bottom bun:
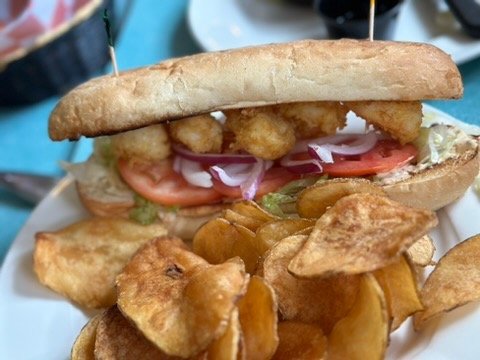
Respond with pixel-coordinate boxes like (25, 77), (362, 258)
(382, 143), (479, 211)
(76, 181), (226, 239)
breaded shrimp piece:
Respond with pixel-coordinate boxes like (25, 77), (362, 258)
(225, 108), (296, 160)
(346, 101), (422, 144)
(277, 101), (348, 139)
(111, 124), (171, 162)
(169, 114), (223, 153)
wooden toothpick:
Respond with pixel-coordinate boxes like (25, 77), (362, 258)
(369, 0), (376, 41)
(103, 9), (119, 76)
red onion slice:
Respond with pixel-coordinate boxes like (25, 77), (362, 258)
(210, 163), (251, 187)
(308, 132), (378, 161)
(240, 159), (272, 200)
(175, 156), (213, 188)
(280, 155), (323, 174)
(308, 145), (333, 163)
(172, 143), (256, 165)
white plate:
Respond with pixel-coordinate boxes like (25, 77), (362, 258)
(188, 0), (480, 64)
(0, 105), (479, 359)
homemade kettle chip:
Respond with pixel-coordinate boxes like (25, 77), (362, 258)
(296, 178), (385, 218)
(260, 235), (360, 334)
(289, 193), (438, 278)
(193, 217), (260, 274)
(373, 255), (423, 330)
(414, 234), (480, 330)
(273, 321), (327, 360)
(94, 306), (174, 360)
(238, 276), (279, 360)
(116, 236), (249, 358)
(71, 313), (102, 360)
(407, 235), (436, 267)
(328, 274), (389, 360)
(33, 217), (168, 308)
(255, 218), (315, 255)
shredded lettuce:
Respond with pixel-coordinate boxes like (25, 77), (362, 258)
(413, 125), (470, 167)
(129, 195), (159, 225)
(93, 137), (116, 167)
(261, 177), (327, 217)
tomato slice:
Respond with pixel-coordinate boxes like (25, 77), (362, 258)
(321, 140), (418, 177)
(117, 159), (223, 207)
(212, 167), (298, 199)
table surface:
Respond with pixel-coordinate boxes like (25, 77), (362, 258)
(0, 0), (479, 264)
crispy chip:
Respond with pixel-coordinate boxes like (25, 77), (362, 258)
(255, 218), (315, 255)
(328, 274), (389, 360)
(223, 209), (267, 233)
(273, 321), (327, 360)
(414, 234), (480, 330)
(238, 276), (279, 359)
(230, 201), (278, 228)
(71, 314), (101, 360)
(193, 218), (260, 274)
(373, 255), (423, 330)
(407, 235), (436, 267)
(260, 235), (360, 334)
(34, 217), (168, 308)
(289, 193), (438, 278)
(196, 308), (242, 360)
(116, 236), (249, 358)
(296, 178), (385, 218)
(95, 306), (174, 360)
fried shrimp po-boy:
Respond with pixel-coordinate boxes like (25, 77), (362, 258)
(49, 40), (479, 238)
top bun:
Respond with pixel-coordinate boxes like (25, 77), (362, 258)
(49, 39), (462, 141)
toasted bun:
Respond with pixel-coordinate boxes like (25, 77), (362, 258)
(77, 181), (225, 239)
(49, 39), (462, 141)
(383, 141), (479, 210)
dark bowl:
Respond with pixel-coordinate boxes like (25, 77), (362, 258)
(314, 0), (403, 40)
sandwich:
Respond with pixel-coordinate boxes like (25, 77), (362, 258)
(49, 39), (479, 238)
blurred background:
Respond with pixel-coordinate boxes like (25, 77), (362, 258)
(0, 0), (479, 263)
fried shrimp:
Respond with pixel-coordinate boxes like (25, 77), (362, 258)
(225, 108), (296, 160)
(346, 101), (422, 144)
(277, 101), (348, 139)
(111, 124), (171, 162)
(169, 114), (223, 153)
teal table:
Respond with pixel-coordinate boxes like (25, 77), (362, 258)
(0, 0), (479, 264)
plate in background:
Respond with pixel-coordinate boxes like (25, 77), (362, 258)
(188, 0), (480, 64)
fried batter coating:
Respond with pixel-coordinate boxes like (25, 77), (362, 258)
(169, 114), (223, 153)
(277, 101), (348, 139)
(111, 124), (171, 162)
(225, 108), (296, 160)
(346, 101), (422, 144)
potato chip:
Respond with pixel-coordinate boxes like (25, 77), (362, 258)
(231, 201), (278, 227)
(255, 218), (315, 255)
(94, 306), (175, 360)
(289, 193), (438, 278)
(373, 255), (423, 330)
(223, 209), (266, 233)
(328, 274), (389, 360)
(34, 217), (168, 308)
(407, 235), (436, 267)
(414, 234), (480, 330)
(296, 178), (385, 218)
(193, 218), (260, 274)
(238, 276), (279, 359)
(71, 314), (101, 360)
(260, 235), (360, 334)
(273, 321), (327, 360)
(116, 236), (249, 358)
(196, 308), (242, 360)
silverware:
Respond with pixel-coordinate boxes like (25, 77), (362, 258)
(0, 172), (60, 205)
